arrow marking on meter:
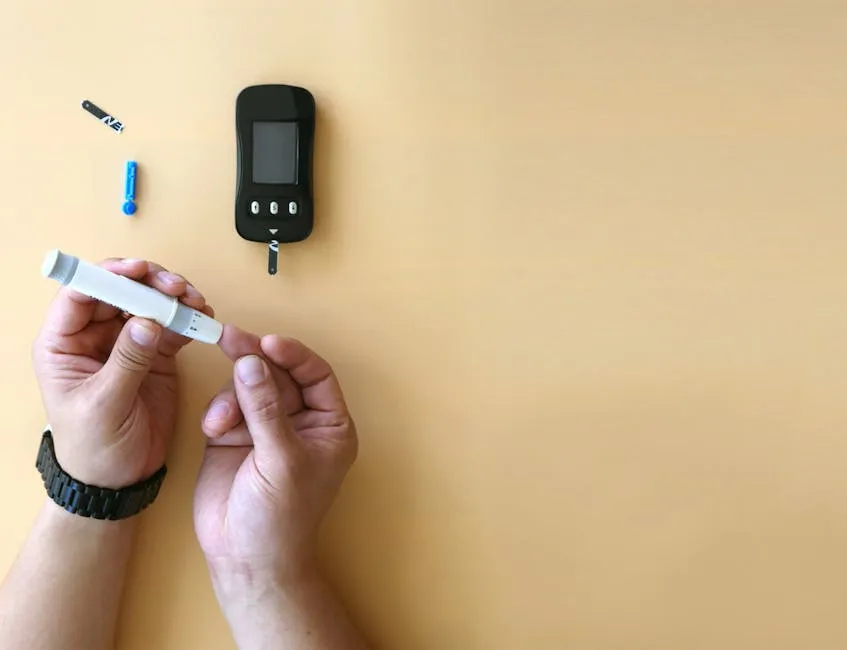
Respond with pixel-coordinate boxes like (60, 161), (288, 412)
(269, 229), (278, 235)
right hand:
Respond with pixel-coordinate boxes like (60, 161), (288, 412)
(193, 327), (358, 585)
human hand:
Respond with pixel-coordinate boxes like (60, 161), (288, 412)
(33, 258), (212, 488)
(194, 327), (358, 584)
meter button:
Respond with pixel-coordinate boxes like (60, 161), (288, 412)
(250, 201), (260, 215)
(270, 201), (279, 215)
(288, 201), (298, 215)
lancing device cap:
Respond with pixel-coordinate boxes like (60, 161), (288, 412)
(41, 249), (78, 285)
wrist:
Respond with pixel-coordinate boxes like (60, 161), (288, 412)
(209, 562), (339, 649)
(49, 426), (156, 488)
(207, 553), (321, 602)
(37, 429), (167, 520)
(208, 559), (369, 650)
(208, 553), (326, 628)
(40, 497), (139, 542)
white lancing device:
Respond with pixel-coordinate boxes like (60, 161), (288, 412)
(41, 250), (223, 344)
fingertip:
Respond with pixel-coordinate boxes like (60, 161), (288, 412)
(186, 284), (206, 302)
(219, 325), (262, 360)
(232, 355), (292, 451)
(235, 355), (269, 386)
(260, 335), (311, 369)
(178, 285), (206, 311)
(202, 400), (239, 438)
(127, 317), (162, 348)
(201, 380), (242, 434)
(259, 334), (301, 361)
(202, 418), (228, 439)
(63, 286), (97, 305)
(222, 324), (256, 343)
(152, 271), (188, 296)
(158, 271), (185, 285)
(202, 426), (227, 440)
(127, 315), (161, 331)
(260, 333), (283, 347)
(103, 258), (149, 278)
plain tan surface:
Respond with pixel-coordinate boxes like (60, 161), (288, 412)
(2, 1), (847, 648)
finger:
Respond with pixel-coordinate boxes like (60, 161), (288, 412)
(218, 326), (304, 414)
(73, 319), (125, 363)
(158, 333), (190, 359)
(218, 325), (262, 361)
(148, 270), (188, 297)
(272, 365), (306, 416)
(201, 380), (244, 438)
(260, 336), (347, 414)
(233, 356), (296, 460)
(143, 264), (211, 354)
(43, 258), (148, 336)
(145, 261), (208, 314)
(95, 317), (162, 406)
(205, 423), (255, 448)
(182, 285), (207, 310)
(145, 265), (207, 309)
(291, 408), (354, 436)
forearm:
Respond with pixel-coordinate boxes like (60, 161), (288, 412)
(211, 565), (370, 650)
(0, 499), (138, 650)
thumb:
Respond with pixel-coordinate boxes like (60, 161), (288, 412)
(98, 318), (162, 402)
(234, 355), (296, 460)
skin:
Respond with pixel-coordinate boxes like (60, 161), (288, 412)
(0, 258), (370, 650)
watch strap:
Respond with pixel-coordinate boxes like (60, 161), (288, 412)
(35, 429), (167, 520)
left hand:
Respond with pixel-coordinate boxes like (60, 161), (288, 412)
(194, 327), (358, 583)
(33, 258), (213, 488)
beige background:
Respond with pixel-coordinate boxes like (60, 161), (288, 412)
(1, 1), (847, 648)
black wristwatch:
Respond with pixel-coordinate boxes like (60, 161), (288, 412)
(35, 429), (167, 520)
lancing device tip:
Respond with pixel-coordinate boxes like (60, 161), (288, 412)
(122, 161), (137, 216)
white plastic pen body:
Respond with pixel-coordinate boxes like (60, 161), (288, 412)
(41, 250), (223, 344)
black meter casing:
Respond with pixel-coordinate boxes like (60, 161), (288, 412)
(235, 85), (315, 243)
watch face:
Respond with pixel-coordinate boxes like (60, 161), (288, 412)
(36, 430), (167, 520)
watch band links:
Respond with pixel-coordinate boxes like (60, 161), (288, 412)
(36, 429), (167, 520)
